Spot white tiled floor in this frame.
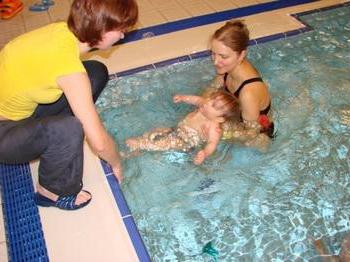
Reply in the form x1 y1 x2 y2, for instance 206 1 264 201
0 0 272 49
0 0 348 261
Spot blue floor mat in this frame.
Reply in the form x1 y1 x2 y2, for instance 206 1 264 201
0 163 48 262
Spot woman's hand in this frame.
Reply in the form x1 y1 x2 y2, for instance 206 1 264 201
57 73 123 183
112 161 123 184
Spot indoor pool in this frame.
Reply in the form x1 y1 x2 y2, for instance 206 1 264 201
97 5 350 261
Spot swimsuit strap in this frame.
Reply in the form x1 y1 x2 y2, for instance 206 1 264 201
233 77 263 98
223 74 270 114
223 73 230 93
223 73 228 82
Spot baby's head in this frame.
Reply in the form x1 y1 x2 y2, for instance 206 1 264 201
200 91 236 122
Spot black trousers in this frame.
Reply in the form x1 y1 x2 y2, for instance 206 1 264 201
0 60 108 196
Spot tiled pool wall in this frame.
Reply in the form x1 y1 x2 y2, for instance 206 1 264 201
1 1 349 261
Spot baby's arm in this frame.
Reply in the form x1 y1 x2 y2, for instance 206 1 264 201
193 124 222 165
173 94 204 106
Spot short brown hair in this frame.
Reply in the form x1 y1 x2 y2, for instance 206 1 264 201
212 20 249 53
210 91 237 119
68 0 138 47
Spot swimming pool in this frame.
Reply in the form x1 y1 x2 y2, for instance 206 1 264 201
97 5 350 261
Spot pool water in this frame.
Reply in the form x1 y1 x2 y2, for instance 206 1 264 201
97 5 350 261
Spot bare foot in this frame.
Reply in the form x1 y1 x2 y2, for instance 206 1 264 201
36 184 91 205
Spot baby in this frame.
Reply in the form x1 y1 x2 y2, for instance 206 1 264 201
126 91 236 165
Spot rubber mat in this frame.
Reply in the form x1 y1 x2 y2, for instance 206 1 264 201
0 163 48 262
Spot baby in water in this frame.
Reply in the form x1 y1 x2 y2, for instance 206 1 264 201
126 91 235 165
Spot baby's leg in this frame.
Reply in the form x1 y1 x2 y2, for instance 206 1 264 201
126 127 181 151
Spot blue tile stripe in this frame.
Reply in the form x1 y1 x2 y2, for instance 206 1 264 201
123 216 151 261
119 0 317 45
100 160 150 261
0 163 48 262
105 175 131 217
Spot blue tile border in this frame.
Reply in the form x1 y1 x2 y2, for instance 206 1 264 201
124 216 151 261
189 50 211 60
100 160 150 261
118 0 317 45
117 64 156 78
105 175 131 217
102 2 350 261
154 55 191 68
100 159 113 175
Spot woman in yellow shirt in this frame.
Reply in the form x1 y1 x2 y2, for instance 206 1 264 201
0 0 138 210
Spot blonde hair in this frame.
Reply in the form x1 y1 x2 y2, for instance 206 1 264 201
209 91 236 120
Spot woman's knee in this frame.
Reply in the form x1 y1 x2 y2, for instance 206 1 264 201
86 60 108 79
83 60 108 101
61 117 84 148
44 116 84 148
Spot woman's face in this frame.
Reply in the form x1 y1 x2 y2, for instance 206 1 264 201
95 29 125 50
210 39 244 75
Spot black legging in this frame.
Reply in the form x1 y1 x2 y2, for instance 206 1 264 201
0 60 108 196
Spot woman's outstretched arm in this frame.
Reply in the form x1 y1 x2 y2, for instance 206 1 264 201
57 72 123 182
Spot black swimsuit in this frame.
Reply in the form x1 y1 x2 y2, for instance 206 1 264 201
223 73 274 138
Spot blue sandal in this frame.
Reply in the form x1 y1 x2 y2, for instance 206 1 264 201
29 0 54 12
35 190 92 210
29 3 49 11
42 0 54 6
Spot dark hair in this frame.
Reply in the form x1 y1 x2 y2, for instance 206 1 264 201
212 20 249 53
68 0 138 47
210 91 237 119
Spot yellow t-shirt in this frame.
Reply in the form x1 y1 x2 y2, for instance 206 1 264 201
0 22 86 120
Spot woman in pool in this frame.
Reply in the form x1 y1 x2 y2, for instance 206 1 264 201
0 0 138 210
126 91 236 165
208 20 274 149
